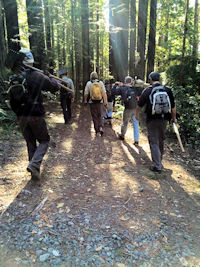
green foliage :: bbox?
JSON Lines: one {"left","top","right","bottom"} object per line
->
{"left": 113, "top": 103, "right": 124, "bottom": 119}
{"left": 166, "top": 57, "right": 200, "bottom": 148}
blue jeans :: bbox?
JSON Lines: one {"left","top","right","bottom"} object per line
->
{"left": 121, "top": 108, "right": 139, "bottom": 142}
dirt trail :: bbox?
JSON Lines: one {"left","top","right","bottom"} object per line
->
{"left": 0, "top": 101, "right": 200, "bottom": 266}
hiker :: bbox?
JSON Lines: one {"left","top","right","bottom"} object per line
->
{"left": 112, "top": 76, "right": 140, "bottom": 146}
{"left": 103, "top": 78, "right": 114, "bottom": 125}
{"left": 84, "top": 71, "right": 108, "bottom": 136}
{"left": 58, "top": 68, "right": 75, "bottom": 124}
{"left": 136, "top": 71, "right": 176, "bottom": 173}
{"left": 8, "top": 49, "right": 60, "bottom": 181}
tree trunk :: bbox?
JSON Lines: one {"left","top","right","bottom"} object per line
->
{"left": 26, "top": 0, "right": 46, "bottom": 69}
{"left": 2, "top": 0, "right": 20, "bottom": 51}
{"left": 0, "top": 0, "right": 6, "bottom": 77}
{"left": 73, "top": 0, "right": 82, "bottom": 100}
{"left": 43, "top": 0, "right": 52, "bottom": 57}
{"left": 182, "top": 0, "right": 189, "bottom": 60}
{"left": 192, "top": 0, "right": 199, "bottom": 58}
{"left": 109, "top": 0, "right": 116, "bottom": 79}
{"left": 109, "top": 0, "right": 129, "bottom": 81}
{"left": 135, "top": 0, "right": 149, "bottom": 80}
{"left": 96, "top": 0, "right": 100, "bottom": 74}
{"left": 146, "top": 0, "right": 157, "bottom": 81}
{"left": 81, "top": 0, "right": 90, "bottom": 89}
{"left": 129, "top": 0, "right": 136, "bottom": 77}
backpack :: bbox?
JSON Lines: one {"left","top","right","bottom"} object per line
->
{"left": 90, "top": 80, "right": 102, "bottom": 102}
{"left": 125, "top": 86, "right": 137, "bottom": 109}
{"left": 149, "top": 85, "right": 171, "bottom": 115}
{"left": 8, "top": 74, "right": 29, "bottom": 114}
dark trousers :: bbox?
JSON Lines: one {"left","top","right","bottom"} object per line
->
{"left": 147, "top": 119, "right": 167, "bottom": 170}
{"left": 18, "top": 116, "right": 50, "bottom": 171}
{"left": 60, "top": 95, "right": 72, "bottom": 123}
{"left": 90, "top": 103, "right": 103, "bottom": 133}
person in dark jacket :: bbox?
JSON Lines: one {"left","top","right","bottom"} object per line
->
{"left": 58, "top": 68, "right": 75, "bottom": 124}
{"left": 9, "top": 49, "right": 60, "bottom": 181}
{"left": 136, "top": 72, "right": 176, "bottom": 173}
{"left": 112, "top": 76, "right": 140, "bottom": 146}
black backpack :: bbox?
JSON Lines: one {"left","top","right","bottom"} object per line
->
{"left": 105, "top": 83, "right": 112, "bottom": 101}
{"left": 8, "top": 71, "right": 42, "bottom": 116}
{"left": 8, "top": 73, "right": 29, "bottom": 114}
{"left": 125, "top": 86, "right": 137, "bottom": 109}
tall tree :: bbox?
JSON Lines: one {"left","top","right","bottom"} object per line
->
{"left": 43, "top": 0, "right": 52, "bottom": 58}
{"left": 96, "top": 0, "right": 100, "bottom": 74}
{"left": 192, "top": 0, "right": 199, "bottom": 58}
{"left": 0, "top": 0, "right": 6, "bottom": 77}
{"left": 182, "top": 0, "right": 190, "bottom": 60}
{"left": 72, "top": 0, "right": 82, "bottom": 100}
{"left": 135, "top": 0, "right": 149, "bottom": 80}
{"left": 129, "top": 0, "right": 136, "bottom": 77}
{"left": 109, "top": 0, "right": 129, "bottom": 81}
{"left": 146, "top": 0, "right": 157, "bottom": 80}
{"left": 26, "top": 0, "right": 46, "bottom": 69}
{"left": 81, "top": 0, "right": 90, "bottom": 88}
{"left": 109, "top": 0, "right": 116, "bottom": 79}
{"left": 2, "top": 0, "right": 20, "bottom": 51}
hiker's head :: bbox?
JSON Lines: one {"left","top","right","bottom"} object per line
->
{"left": 149, "top": 72, "right": 160, "bottom": 84}
{"left": 90, "top": 71, "right": 98, "bottom": 80}
{"left": 104, "top": 78, "right": 110, "bottom": 85}
{"left": 19, "top": 48, "right": 34, "bottom": 66}
{"left": 58, "top": 68, "right": 67, "bottom": 78}
{"left": 125, "top": 76, "right": 133, "bottom": 85}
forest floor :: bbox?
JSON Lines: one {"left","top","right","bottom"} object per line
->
{"left": 0, "top": 100, "right": 200, "bottom": 267}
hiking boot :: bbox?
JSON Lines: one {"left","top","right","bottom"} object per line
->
{"left": 134, "top": 141, "right": 139, "bottom": 147}
{"left": 27, "top": 165, "right": 41, "bottom": 180}
{"left": 99, "top": 127, "right": 104, "bottom": 136}
{"left": 31, "top": 174, "right": 40, "bottom": 181}
{"left": 118, "top": 134, "right": 124, "bottom": 140}
{"left": 149, "top": 166, "right": 161, "bottom": 174}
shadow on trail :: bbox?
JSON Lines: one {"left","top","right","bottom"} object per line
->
{"left": 0, "top": 102, "right": 200, "bottom": 265}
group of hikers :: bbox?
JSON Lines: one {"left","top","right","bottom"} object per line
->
{"left": 7, "top": 48, "right": 176, "bottom": 182}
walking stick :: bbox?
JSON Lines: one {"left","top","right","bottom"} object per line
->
{"left": 23, "top": 64, "right": 74, "bottom": 94}
{"left": 173, "top": 122, "right": 185, "bottom": 152}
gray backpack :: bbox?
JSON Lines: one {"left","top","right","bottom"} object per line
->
{"left": 149, "top": 85, "right": 171, "bottom": 115}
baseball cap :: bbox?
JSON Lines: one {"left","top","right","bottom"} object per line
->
{"left": 149, "top": 72, "right": 160, "bottom": 81}
{"left": 19, "top": 48, "right": 34, "bottom": 64}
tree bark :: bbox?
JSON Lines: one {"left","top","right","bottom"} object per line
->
{"left": 2, "top": 0, "right": 20, "bottom": 51}
{"left": 96, "top": 0, "right": 100, "bottom": 74}
{"left": 129, "top": 0, "right": 136, "bottom": 77}
{"left": 0, "top": 0, "right": 6, "bottom": 77}
{"left": 192, "top": 0, "right": 199, "bottom": 58}
{"left": 26, "top": 0, "right": 46, "bottom": 69}
{"left": 81, "top": 0, "right": 90, "bottom": 89}
{"left": 182, "top": 0, "right": 189, "bottom": 60}
{"left": 135, "top": 0, "right": 149, "bottom": 80}
{"left": 146, "top": 0, "right": 157, "bottom": 81}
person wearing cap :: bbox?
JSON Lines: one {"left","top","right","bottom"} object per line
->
{"left": 58, "top": 68, "right": 75, "bottom": 124}
{"left": 112, "top": 76, "right": 140, "bottom": 146}
{"left": 136, "top": 72, "right": 176, "bottom": 173}
{"left": 84, "top": 71, "right": 107, "bottom": 136}
{"left": 9, "top": 49, "right": 60, "bottom": 181}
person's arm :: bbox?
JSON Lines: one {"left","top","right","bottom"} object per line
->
{"left": 102, "top": 91, "right": 108, "bottom": 106}
{"left": 171, "top": 107, "right": 177, "bottom": 123}
{"left": 84, "top": 82, "right": 90, "bottom": 103}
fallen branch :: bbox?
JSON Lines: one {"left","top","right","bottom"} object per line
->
{"left": 31, "top": 197, "right": 48, "bottom": 216}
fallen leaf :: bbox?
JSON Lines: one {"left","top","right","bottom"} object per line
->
{"left": 95, "top": 246, "right": 103, "bottom": 251}
{"left": 57, "top": 203, "right": 64, "bottom": 208}
{"left": 120, "top": 216, "right": 129, "bottom": 221}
